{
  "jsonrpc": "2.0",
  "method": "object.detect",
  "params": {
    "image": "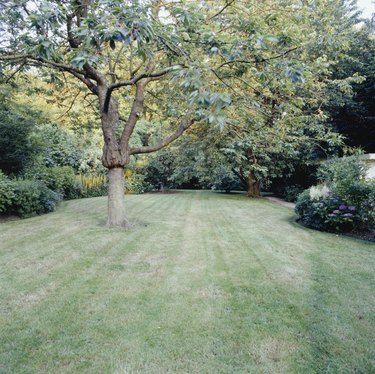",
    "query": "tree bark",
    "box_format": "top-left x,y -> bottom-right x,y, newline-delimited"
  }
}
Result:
106,167 -> 129,227
246,171 -> 261,197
